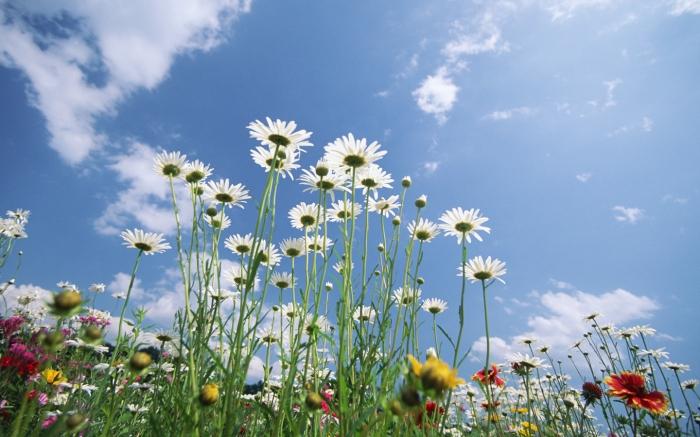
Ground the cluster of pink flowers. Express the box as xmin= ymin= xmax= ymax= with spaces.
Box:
xmin=0 ymin=315 xmax=24 ymax=338
xmin=0 ymin=341 xmax=42 ymax=377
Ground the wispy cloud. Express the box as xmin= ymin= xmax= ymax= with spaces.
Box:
xmin=472 ymin=286 xmax=658 ymax=361
xmin=575 ymin=172 xmax=592 ymax=183
xmin=422 ymin=161 xmax=440 ymax=175
xmin=608 ymin=116 xmax=654 ymax=137
xmin=484 ymin=106 xmax=537 ymax=121
xmin=662 ymin=194 xmax=689 ymax=205
xmin=0 ymin=1 xmax=250 ymax=164
xmin=669 ymin=0 xmax=700 ymax=15
xmin=603 ymin=78 xmax=622 ymax=107
xmin=612 ymin=205 xmax=645 ymax=224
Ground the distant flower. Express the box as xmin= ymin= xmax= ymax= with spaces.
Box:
xmin=581 ymin=382 xmax=603 ymax=405
xmin=270 ymin=272 xmax=294 ymax=290
xmin=121 ymin=229 xmax=171 ymax=254
xmin=248 ymin=117 xmax=312 ymax=152
xmin=304 ymin=314 xmax=332 ymax=334
xmin=281 ymin=303 xmax=300 ymax=320
xmin=681 ymin=379 xmax=698 ymax=390
xmin=181 ymin=160 xmax=213 ymax=183
xmin=352 ymin=306 xmax=377 ymax=324
xmin=225 ymin=233 xmax=254 ymax=255
xmin=663 ymin=362 xmax=690 ymax=373
xmin=204 ymin=213 xmax=231 ymax=230
xmin=354 ymin=164 xmax=393 ymax=194
xmin=422 ymin=298 xmax=448 ymax=315
xmin=393 ymin=287 xmax=421 ymax=306
xmin=508 ymin=353 xmax=548 ymax=372
xmin=368 ymin=195 xmax=400 ymax=217
xmin=289 ymin=202 xmax=324 ymax=230
xmin=256 ymin=328 xmax=279 ymax=344
xmin=472 ymin=364 xmax=505 ymax=387
xmin=458 ymin=256 xmax=507 ymax=284
xmin=299 ymin=165 xmax=349 ymax=192
xmin=7 ymin=209 xmax=30 ymax=224
xmin=41 ymin=368 xmax=67 ymax=386
xmin=251 ymin=145 xmax=300 ymax=178
xmin=88 ymin=283 xmax=106 ymax=293
xmin=605 ymin=372 xmax=667 ymax=414
xmin=280 ymin=237 xmax=306 ymax=258
xmin=305 ymin=235 xmax=333 ymax=255
xmin=255 ymin=241 xmax=281 ymax=266
xmin=438 ymin=208 xmax=491 ymax=244
xmin=407 ymin=218 xmax=440 ymax=242
xmin=324 ymin=133 xmax=386 ymax=169
xmin=203 ymin=179 xmax=250 ymax=208
xmin=225 ymin=264 xmax=256 ymax=288
xmin=153 ymin=151 xmax=187 ymax=178
xmin=328 ymin=200 xmax=362 ymax=222
xmin=414 ymin=195 xmax=427 ymax=208
xmin=639 ymin=348 xmax=669 ymax=360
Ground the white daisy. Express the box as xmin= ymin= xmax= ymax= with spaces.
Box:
xmin=203 ymin=179 xmax=251 ymax=208
xmin=324 ymin=133 xmax=386 ymax=169
xmin=299 ymin=164 xmax=349 ymax=193
xmin=368 ymin=195 xmax=401 ymax=217
xmin=663 ymin=362 xmax=690 ymax=373
xmin=508 ymin=353 xmax=548 ymax=370
xmin=121 ymin=229 xmax=171 ymax=255
xmin=354 ymin=164 xmax=393 ymax=194
xmin=250 ymin=145 xmax=300 ymax=178
xmin=270 ymin=272 xmax=294 ymax=289
xmin=248 ymin=117 xmax=312 ymax=152
xmin=353 ymin=306 xmax=377 ymax=324
xmin=257 ymin=327 xmax=279 ymax=344
xmin=681 ymin=379 xmax=698 ymax=390
xmin=304 ymin=314 xmax=332 ymax=334
xmin=88 ymin=283 xmax=106 ymax=293
xmin=7 ymin=209 xmax=30 ymax=224
xmin=153 ymin=151 xmax=187 ymax=178
xmin=438 ymin=208 xmax=491 ymax=244
xmin=280 ymin=237 xmax=306 ymax=258
xmin=289 ymin=202 xmax=324 ymax=230
xmin=281 ymin=303 xmax=300 ymax=320
xmin=305 ymin=235 xmax=333 ymax=255
xmin=204 ymin=213 xmax=231 ymax=230
xmin=333 ymin=260 xmax=352 ymax=275
xmin=224 ymin=264 xmax=257 ymax=288
xmin=225 ymin=233 xmax=255 ymax=255
xmin=181 ymin=160 xmax=213 ymax=183
xmin=422 ymin=298 xmax=448 ymax=315
xmin=392 ymin=287 xmax=422 ymax=306
xmin=639 ymin=348 xmax=670 ymax=360
xmin=407 ymin=218 xmax=440 ymax=242
xmin=255 ymin=241 xmax=281 ymax=266
xmin=457 ymin=256 xmax=507 ymax=284
xmin=328 ymin=200 xmax=362 ymax=222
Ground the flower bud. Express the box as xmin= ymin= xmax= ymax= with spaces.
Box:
xmin=305 ymin=391 xmax=323 ymax=410
xmin=129 ymin=352 xmax=152 ymax=373
xmin=414 ymin=195 xmax=427 ymax=209
xmin=199 ymin=383 xmax=219 ymax=406
xmin=401 ymin=176 xmax=412 ymax=188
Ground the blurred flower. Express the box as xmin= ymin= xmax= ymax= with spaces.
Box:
xmin=472 ymin=365 xmax=505 ymax=388
xmin=407 ymin=218 xmax=440 ymax=242
xmin=352 ymin=305 xmax=377 ymax=324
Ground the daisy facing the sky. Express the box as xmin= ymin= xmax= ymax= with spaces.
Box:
xmin=247 ymin=117 xmax=312 ymax=153
xmin=458 ymin=256 xmax=507 ymax=284
xmin=203 ymin=179 xmax=251 ymax=208
xmin=323 ymin=133 xmax=386 ymax=170
xmin=120 ymin=229 xmax=171 ymax=255
xmin=438 ymin=207 xmax=491 ymax=244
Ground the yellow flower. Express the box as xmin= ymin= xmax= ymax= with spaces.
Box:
xmin=199 ymin=383 xmax=219 ymax=406
xmin=41 ymin=368 xmax=67 ymax=385
xmin=406 ymin=355 xmax=465 ymax=395
xmin=511 ymin=407 xmax=528 ymax=414
xmin=518 ymin=421 xmax=538 ymax=437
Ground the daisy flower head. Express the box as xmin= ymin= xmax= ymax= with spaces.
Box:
xmin=407 ymin=218 xmax=440 ymax=242
xmin=225 ymin=233 xmax=254 ymax=256
xmin=328 ymin=200 xmax=362 ymax=222
xmin=224 ymin=264 xmax=257 ymax=289
xmin=280 ymin=237 xmax=306 ymax=258
xmin=270 ymin=272 xmax=294 ymax=290
xmin=458 ymin=256 xmax=507 ymax=284
xmin=250 ymin=145 xmax=300 ymax=178
xmin=203 ymin=179 xmax=250 ymax=209
xmin=438 ymin=208 xmax=491 ymax=244
xmin=393 ymin=287 xmax=422 ymax=306
xmin=153 ymin=151 xmax=187 ymax=178
xmin=248 ymin=117 xmax=312 ymax=152
xmin=508 ymin=353 xmax=548 ymax=372
xmin=681 ymin=379 xmax=698 ymax=390
xmin=663 ymin=362 xmax=690 ymax=373
xmin=352 ymin=305 xmax=377 ymax=324
xmin=257 ymin=327 xmax=279 ymax=344
xmin=289 ymin=202 xmax=324 ymax=230
xmin=88 ymin=283 xmax=106 ymax=293
xmin=204 ymin=213 xmax=231 ymax=230
xmin=354 ymin=164 xmax=393 ymax=194
xmin=324 ymin=133 xmax=386 ymax=169
xmin=305 ymin=235 xmax=333 ymax=255
xmin=422 ymin=298 xmax=448 ymax=315
xmin=281 ymin=303 xmax=300 ymax=320
xmin=121 ymin=229 xmax=171 ymax=255
xmin=299 ymin=164 xmax=349 ymax=193
xmin=255 ymin=240 xmax=281 ymax=266
xmin=304 ymin=314 xmax=332 ymax=335
xmin=368 ymin=195 xmax=400 ymax=217
xmin=181 ymin=160 xmax=213 ymax=183
xmin=401 ymin=176 xmax=412 ymax=188
xmin=415 ymin=194 xmax=427 ymax=209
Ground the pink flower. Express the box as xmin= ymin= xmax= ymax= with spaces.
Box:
xmin=41 ymin=415 xmax=58 ymax=429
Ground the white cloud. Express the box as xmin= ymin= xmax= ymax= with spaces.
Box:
xmin=412 ymin=67 xmax=459 ymax=124
xmin=612 ymin=205 xmax=645 ymax=224
xmin=608 ymin=116 xmax=654 ymax=137
xmin=107 ymin=272 xmax=146 ymax=301
xmin=669 ymin=0 xmax=700 ymax=15
xmin=470 ymin=286 xmax=658 ymax=362
xmin=575 ymin=172 xmax=592 ymax=183
xmin=662 ymin=194 xmax=689 ymax=205
xmin=544 ymin=0 xmax=616 ymax=22
xmin=422 ymin=161 xmax=440 ymax=175
xmin=603 ymin=78 xmax=622 ymax=107
xmin=94 ymin=142 xmax=191 ymax=235
xmin=484 ymin=106 xmax=537 ymax=121
xmin=641 ymin=116 xmax=654 ymax=132
xmin=1 ymin=283 xmax=53 ymax=321
xmin=442 ymin=15 xmax=509 ymax=62
xmin=0 ymin=1 xmax=250 ymax=164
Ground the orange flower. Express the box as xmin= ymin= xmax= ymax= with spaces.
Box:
xmin=605 ymin=372 xmax=667 ymax=414
xmin=471 ymin=364 xmax=505 ymax=387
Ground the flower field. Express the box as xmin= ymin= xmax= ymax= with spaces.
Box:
xmin=1 ymin=118 xmax=698 ymax=436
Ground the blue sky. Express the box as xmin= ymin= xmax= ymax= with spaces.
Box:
xmin=1 ymin=0 xmax=699 ymax=373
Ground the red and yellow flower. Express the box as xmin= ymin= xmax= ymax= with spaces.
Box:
xmin=605 ymin=372 xmax=667 ymax=414
xmin=471 ymin=364 xmax=505 ymax=387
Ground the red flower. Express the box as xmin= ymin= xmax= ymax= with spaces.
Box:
xmin=0 ymin=341 xmax=41 ymax=377
xmin=605 ymin=372 xmax=667 ymax=414
xmin=471 ymin=364 xmax=505 ymax=387
xmin=415 ymin=400 xmax=444 ymax=428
